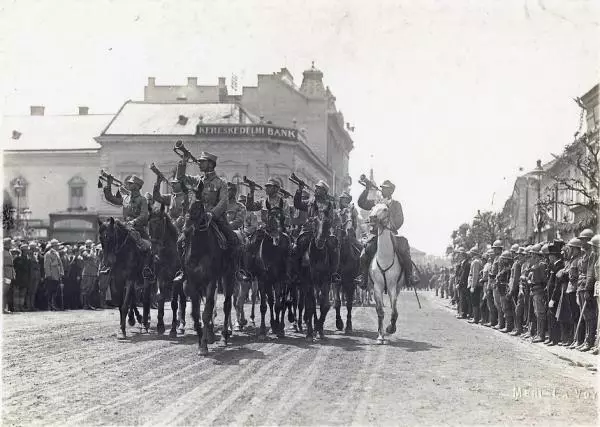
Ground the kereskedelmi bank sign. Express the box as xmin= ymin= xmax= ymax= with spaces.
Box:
xmin=196 ymin=124 xmax=298 ymax=142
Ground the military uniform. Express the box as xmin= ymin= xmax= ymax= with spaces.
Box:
xmin=496 ymin=257 xmax=513 ymax=331
xmin=153 ymin=180 xmax=189 ymax=232
xmin=488 ymin=245 xmax=505 ymax=330
xmin=567 ymin=247 xmax=583 ymax=347
xmin=530 ymin=252 xmax=548 ymax=342
xmin=293 ymin=181 xmax=339 ymax=275
xmin=467 ymin=252 xmax=483 ymax=323
xmin=355 ymin=180 xmax=410 ymax=289
xmin=579 ymin=247 xmax=596 ymax=350
xmin=482 ymin=255 xmax=497 ymax=327
xmin=246 ymin=191 xmax=291 ymax=229
xmin=547 ymin=244 xmax=565 ymax=345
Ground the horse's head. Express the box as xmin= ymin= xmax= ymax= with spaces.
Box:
xmin=265 ymin=199 xmax=285 ymax=246
xmin=369 ymin=203 xmax=390 ymax=231
xmin=148 ymin=205 xmax=177 ymax=255
xmin=97 ymin=217 xmax=128 ymax=267
xmin=314 ymin=208 xmax=331 ymax=249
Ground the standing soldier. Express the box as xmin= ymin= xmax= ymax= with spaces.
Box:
xmin=103 ymin=174 xmax=153 ymax=278
xmin=488 ymin=240 xmax=504 ymax=330
xmin=496 ymin=250 xmax=514 ymax=332
xmin=518 ymin=246 xmax=534 ymax=338
xmin=578 ymin=229 xmax=596 ymax=351
xmin=482 ymin=249 xmax=496 ymax=327
xmin=152 ymin=176 xmax=189 ymax=232
xmin=565 ymin=238 xmax=584 ymax=348
xmin=43 ymin=239 xmax=63 ymax=311
xmin=547 ymin=240 xmax=566 ymax=346
xmin=355 ymin=178 xmax=411 ymax=289
xmin=530 ymin=244 xmax=548 ymax=342
xmin=467 ymin=248 xmax=483 ymax=324
xmin=3 ymin=238 xmax=15 ymax=313
xmin=588 ymin=235 xmax=600 ymax=354
xmin=508 ymin=247 xmax=525 ymax=335
xmin=456 ymin=247 xmax=470 ymax=319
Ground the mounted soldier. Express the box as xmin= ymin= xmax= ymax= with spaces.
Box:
xmin=245 ymin=177 xmax=291 ymax=229
xmin=151 ymin=166 xmax=189 ymax=232
xmin=292 ymin=178 xmax=339 ymax=277
xmin=225 ymin=182 xmax=246 ymax=232
xmin=354 ymin=176 xmax=413 ymax=289
xmin=238 ymin=194 xmax=258 ymax=235
xmin=334 ymin=191 xmax=360 ymax=247
xmin=102 ymin=174 xmax=153 ymax=278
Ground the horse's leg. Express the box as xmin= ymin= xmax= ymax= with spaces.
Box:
xmin=156 ymin=276 xmax=166 ymax=335
xmin=169 ymin=280 xmax=179 ymax=337
xmin=250 ymin=279 xmax=258 ymax=327
xmin=267 ymin=283 xmax=277 ymax=335
xmin=142 ymin=278 xmax=152 ymax=332
xmin=274 ymin=284 xmax=285 ymax=338
xmin=304 ymin=280 xmax=315 ymax=341
xmin=114 ymin=277 xmax=127 ymax=339
xmin=373 ymin=281 xmax=385 ymax=344
xmin=258 ymin=285 xmax=268 ymax=339
xmin=317 ymin=280 xmax=331 ymax=340
xmin=386 ymin=278 xmax=400 ymax=335
xmin=334 ymin=279 xmax=343 ymax=331
xmin=344 ymin=278 xmax=354 ymax=334
xmin=222 ymin=273 xmax=233 ymax=345
xmin=202 ymin=283 xmax=217 ymax=351
xmin=177 ymin=283 xmax=187 ymax=334
xmin=297 ymin=283 xmax=305 ymax=332
xmin=128 ymin=305 xmax=136 ymax=326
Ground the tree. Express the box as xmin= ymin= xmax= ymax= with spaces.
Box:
xmin=471 ymin=210 xmax=502 ymax=248
xmin=546 ymin=128 xmax=599 ymax=230
xmin=2 ymin=189 xmax=14 ymax=233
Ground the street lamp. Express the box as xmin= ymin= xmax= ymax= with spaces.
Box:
xmin=533 ymin=159 xmax=545 ymax=243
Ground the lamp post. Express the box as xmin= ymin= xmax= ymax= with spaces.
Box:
xmin=533 ymin=159 xmax=545 ymax=243
xmin=22 ymin=208 xmax=32 ymax=238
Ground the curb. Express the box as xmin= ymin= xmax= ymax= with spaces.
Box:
xmin=424 ymin=291 xmax=599 ymax=372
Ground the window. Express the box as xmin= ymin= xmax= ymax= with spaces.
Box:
xmin=68 ymin=176 xmax=86 ymax=210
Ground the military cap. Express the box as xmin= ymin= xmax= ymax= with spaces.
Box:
xmin=531 ymin=244 xmax=543 ymax=254
xmin=198 ymin=151 xmax=217 ymax=163
xmin=590 ymin=234 xmax=600 ymax=249
xmin=19 ymin=244 xmax=29 ymax=251
xmin=468 ymin=247 xmax=481 ymax=256
xmin=500 ymin=250 xmax=513 ymax=260
xmin=315 ymin=180 xmax=330 ymax=192
xmin=485 ymin=248 xmax=495 ymax=256
xmin=265 ymin=178 xmax=280 ymax=187
xmin=85 ymin=239 xmax=94 ymax=245
xmin=380 ymin=180 xmax=395 ymax=189
xmin=578 ymin=229 xmax=594 ymax=240
xmin=339 ymin=191 xmax=352 ymax=200
xmin=510 ymin=244 xmax=519 ymax=252
xmin=126 ymin=175 xmax=144 ymax=187
xmin=49 ymin=239 xmax=60 ymax=247
xmin=491 ymin=240 xmax=503 ymax=249
xmin=517 ymin=247 xmax=527 ymax=255
xmin=567 ymin=238 xmax=584 ymax=249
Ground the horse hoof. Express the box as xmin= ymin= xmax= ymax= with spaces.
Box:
xmin=198 ymin=347 xmax=209 ymax=356
xmin=117 ymin=330 xmax=127 ymax=340
xmin=236 ymin=324 xmax=244 ymax=332
xmin=157 ymin=324 xmax=165 ymax=335
xmin=169 ymin=329 xmax=177 ymax=338
xmin=207 ymin=334 xmax=216 ymax=345
xmin=344 ymin=327 xmax=353 ymax=335
xmin=377 ymin=337 xmax=385 ymax=345
xmin=335 ymin=317 xmax=344 ymax=331
xmin=318 ymin=331 xmax=326 ymax=340
xmin=385 ymin=325 xmax=396 ymax=335
xmin=128 ymin=317 xmax=136 ymax=327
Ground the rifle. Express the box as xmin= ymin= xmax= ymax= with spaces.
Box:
xmin=241 ymin=176 xmax=263 ymax=191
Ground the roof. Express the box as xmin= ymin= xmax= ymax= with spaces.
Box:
xmin=1 ymin=114 xmax=112 ymax=151
xmin=102 ymin=101 xmax=259 ymax=135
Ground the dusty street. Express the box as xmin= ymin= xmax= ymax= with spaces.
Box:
xmin=2 ymin=290 xmax=598 ymax=426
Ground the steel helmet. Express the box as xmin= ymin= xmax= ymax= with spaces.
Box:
xmin=540 ymin=244 xmax=550 ymax=255
xmin=510 ymin=244 xmax=519 ymax=252
xmin=491 ymin=240 xmax=503 ymax=249
xmin=518 ymin=247 xmax=527 ymax=255
xmin=530 ymin=243 xmax=543 ymax=254
xmin=567 ymin=238 xmax=584 ymax=249
xmin=590 ymin=235 xmax=600 ymax=249
xmin=500 ymin=250 xmax=513 ymax=260
xmin=578 ymin=229 xmax=594 ymax=240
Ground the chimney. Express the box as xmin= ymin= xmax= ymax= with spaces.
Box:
xmin=78 ymin=106 xmax=89 ymax=115
xmin=218 ymin=77 xmax=228 ymax=102
xmin=187 ymin=77 xmax=197 ymax=86
xmin=30 ymin=106 xmax=45 ymax=116
xmin=147 ymin=77 xmax=156 ymax=86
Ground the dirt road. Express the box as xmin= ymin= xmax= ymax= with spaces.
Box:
xmin=2 ymin=291 xmax=598 ymax=426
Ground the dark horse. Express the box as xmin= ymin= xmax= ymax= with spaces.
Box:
xmin=334 ymin=212 xmax=362 ymax=334
xmin=246 ymin=200 xmax=291 ymax=339
xmin=98 ymin=218 xmax=148 ymax=339
xmin=302 ymin=210 xmax=337 ymax=341
xmin=147 ymin=205 xmax=185 ymax=337
xmin=182 ymin=182 xmax=235 ymax=356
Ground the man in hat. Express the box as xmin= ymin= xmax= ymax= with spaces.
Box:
xmin=566 ymin=238 xmax=584 ymax=348
xmin=529 ymin=244 xmax=548 ymax=342
xmin=507 ymin=247 xmax=524 ymax=334
xmin=334 ymin=191 xmax=359 ymax=243
xmin=174 ymin=151 xmax=238 ymax=284
xmin=13 ymin=244 xmax=32 ymax=312
xmin=224 ymin=182 xmax=246 ymax=232
xmin=103 ymin=174 xmax=152 ymax=276
xmin=355 ymin=178 xmax=412 ymax=290
xmin=467 ymin=248 xmax=483 ymax=324
xmin=589 ymin=235 xmax=600 ymax=354
xmin=3 ymin=238 xmax=15 ymax=313
xmin=578 ymin=230 xmax=597 ymax=351
xmin=455 ymin=247 xmax=471 ymax=319
xmin=153 ymin=175 xmax=190 ymax=232
xmin=488 ymin=240 xmax=506 ymax=330
xmin=246 ymin=177 xmax=291 ymax=228
xmin=496 ymin=250 xmax=515 ymax=332
xmin=81 ymin=243 xmax=100 ymax=309
xmin=26 ymin=241 xmax=41 ymax=311
xmin=293 ymin=179 xmax=339 ymax=278
xmin=547 ymin=240 xmax=566 ymax=346
xmin=44 ymin=239 xmax=64 ymax=311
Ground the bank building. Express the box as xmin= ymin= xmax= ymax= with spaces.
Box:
xmin=2 ymin=64 xmax=354 ymax=242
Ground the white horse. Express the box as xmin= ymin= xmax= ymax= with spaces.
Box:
xmin=368 ymin=203 xmax=405 ymax=344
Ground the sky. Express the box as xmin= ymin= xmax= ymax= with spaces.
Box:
xmin=1 ymin=0 xmax=598 ymax=256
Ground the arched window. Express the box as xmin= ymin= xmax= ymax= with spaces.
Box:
xmin=68 ymin=176 xmax=87 ymax=210
xmin=10 ymin=176 xmax=29 ymax=211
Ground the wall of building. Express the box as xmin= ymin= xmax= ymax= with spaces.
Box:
xmin=3 ymin=151 xmax=101 ymax=225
